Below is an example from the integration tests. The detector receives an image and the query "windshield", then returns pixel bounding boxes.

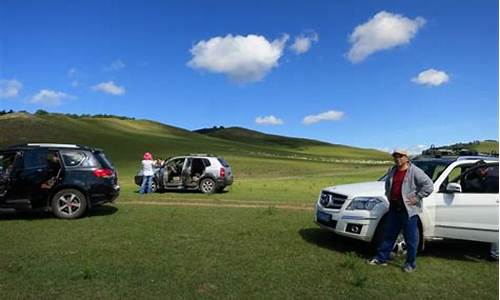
[378,160,453,182]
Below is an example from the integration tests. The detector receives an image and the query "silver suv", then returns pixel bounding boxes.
[135,154,233,193]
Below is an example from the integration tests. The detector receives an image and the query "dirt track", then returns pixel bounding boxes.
[120,201,314,211]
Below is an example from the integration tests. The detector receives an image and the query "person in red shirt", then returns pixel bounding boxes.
[368,149,433,272]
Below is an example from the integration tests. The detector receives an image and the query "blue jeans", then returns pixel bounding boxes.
[140,176,153,194]
[375,209,418,268]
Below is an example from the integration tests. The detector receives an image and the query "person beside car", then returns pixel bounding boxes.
[462,160,499,260]
[139,152,155,194]
[368,149,434,272]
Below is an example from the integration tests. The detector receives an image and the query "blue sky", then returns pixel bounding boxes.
[0,0,498,153]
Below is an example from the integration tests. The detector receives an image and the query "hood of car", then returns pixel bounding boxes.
[323,181,386,198]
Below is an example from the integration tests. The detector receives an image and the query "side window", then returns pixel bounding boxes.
[432,164,448,182]
[439,164,472,192]
[23,148,48,169]
[202,159,211,167]
[462,164,499,194]
[61,151,86,167]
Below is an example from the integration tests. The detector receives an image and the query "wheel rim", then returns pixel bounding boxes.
[393,233,407,256]
[201,180,214,192]
[392,230,419,256]
[151,181,157,192]
[57,193,82,217]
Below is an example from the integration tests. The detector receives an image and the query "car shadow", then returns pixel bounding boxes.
[299,227,373,258]
[0,204,118,221]
[299,227,495,262]
[420,239,493,262]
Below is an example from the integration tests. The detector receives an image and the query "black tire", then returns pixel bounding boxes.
[200,178,216,194]
[51,189,87,219]
[151,180,158,193]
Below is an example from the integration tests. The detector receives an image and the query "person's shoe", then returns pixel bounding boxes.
[403,264,416,273]
[367,258,387,266]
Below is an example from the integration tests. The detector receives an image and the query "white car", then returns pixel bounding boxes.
[314,155,499,251]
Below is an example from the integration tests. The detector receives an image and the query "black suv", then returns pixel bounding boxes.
[0,143,120,219]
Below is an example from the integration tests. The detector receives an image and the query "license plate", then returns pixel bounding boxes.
[317,211,331,222]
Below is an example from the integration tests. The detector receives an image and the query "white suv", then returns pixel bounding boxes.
[314,155,499,251]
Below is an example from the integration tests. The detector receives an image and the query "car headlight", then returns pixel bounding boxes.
[345,197,382,210]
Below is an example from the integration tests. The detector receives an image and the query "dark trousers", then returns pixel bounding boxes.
[375,208,418,268]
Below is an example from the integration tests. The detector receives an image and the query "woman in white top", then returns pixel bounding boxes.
[139,152,155,194]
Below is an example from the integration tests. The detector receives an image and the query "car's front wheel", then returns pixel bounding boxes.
[200,178,216,194]
[51,189,88,219]
[371,215,423,254]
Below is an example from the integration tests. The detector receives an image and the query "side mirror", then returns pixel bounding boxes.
[446,183,462,193]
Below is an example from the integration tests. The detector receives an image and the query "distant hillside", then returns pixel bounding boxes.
[194,126,330,148]
[426,140,499,155]
[194,126,390,160]
[0,112,391,174]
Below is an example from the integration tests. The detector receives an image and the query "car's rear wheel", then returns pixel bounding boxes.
[51,189,87,219]
[200,178,216,194]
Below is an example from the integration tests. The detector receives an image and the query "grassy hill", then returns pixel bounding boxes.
[194,126,389,161]
[429,140,499,155]
[0,113,391,170]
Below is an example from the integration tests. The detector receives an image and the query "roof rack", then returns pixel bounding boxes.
[188,153,216,157]
[456,156,499,161]
[6,143,92,150]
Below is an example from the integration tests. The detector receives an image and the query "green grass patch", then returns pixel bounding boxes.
[0,204,497,299]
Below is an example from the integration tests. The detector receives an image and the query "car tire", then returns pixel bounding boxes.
[151,180,158,193]
[51,189,88,219]
[200,178,216,194]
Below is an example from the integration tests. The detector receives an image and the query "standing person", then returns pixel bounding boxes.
[139,152,155,194]
[368,149,434,272]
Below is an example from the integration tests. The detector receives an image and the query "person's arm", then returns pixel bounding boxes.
[415,168,434,198]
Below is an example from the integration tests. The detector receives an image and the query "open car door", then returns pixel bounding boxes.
[6,148,49,206]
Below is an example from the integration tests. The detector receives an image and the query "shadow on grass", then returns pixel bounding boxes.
[299,227,373,258]
[421,239,493,262]
[299,227,495,262]
[0,204,118,221]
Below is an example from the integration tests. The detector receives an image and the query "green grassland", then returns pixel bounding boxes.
[0,205,497,299]
[0,113,497,299]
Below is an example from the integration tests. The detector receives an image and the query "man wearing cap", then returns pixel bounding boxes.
[368,149,434,272]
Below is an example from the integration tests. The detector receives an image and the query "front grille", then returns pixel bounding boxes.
[319,191,348,209]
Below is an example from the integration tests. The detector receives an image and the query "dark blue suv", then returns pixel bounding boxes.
[0,143,119,219]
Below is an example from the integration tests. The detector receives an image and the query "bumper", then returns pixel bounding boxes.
[89,184,120,206]
[314,204,380,242]
[217,176,233,187]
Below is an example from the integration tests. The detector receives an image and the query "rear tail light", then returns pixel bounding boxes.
[219,167,225,177]
[94,168,114,178]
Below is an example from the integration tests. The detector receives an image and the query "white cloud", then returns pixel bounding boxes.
[187,34,289,82]
[0,79,22,98]
[255,115,284,125]
[302,110,345,125]
[29,89,75,106]
[290,32,319,54]
[347,11,426,63]
[412,69,449,86]
[68,68,79,87]
[104,59,126,72]
[92,81,125,95]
